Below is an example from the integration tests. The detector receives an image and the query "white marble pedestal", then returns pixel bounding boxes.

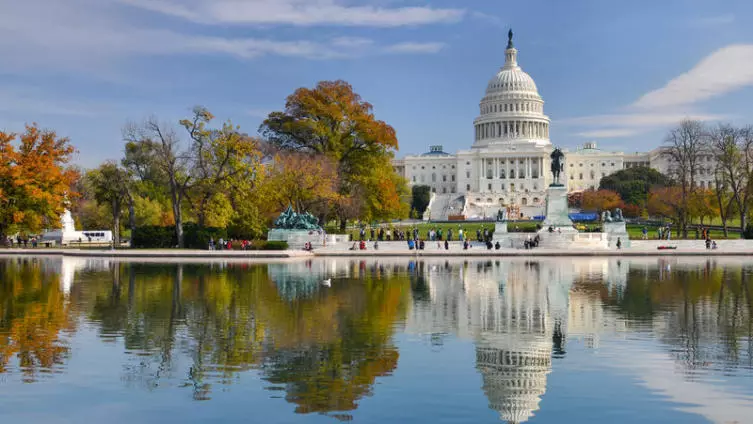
[603,221,630,248]
[541,185,574,230]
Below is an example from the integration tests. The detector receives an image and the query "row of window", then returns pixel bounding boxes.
[570,171,607,181]
[473,197,541,206]
[413,165,455,170]
[412,174,456,183]
[570,162,616,168]
[482,102,541,114]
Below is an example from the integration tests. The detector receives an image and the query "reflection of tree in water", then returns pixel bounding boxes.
[0,257,75,382]
[593,260,753,373]
[261,266,410,417]
[66,260,410,411]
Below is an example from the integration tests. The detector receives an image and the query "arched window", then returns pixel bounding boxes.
[504,104,508,112]
[579,173,583,180]
[500,169,506,179]
[533,197,540,204]
[522,198,528,206]
[442,175,447,182]
[432,173,436,182]
[510,169,516,179]
[590,171,595,179]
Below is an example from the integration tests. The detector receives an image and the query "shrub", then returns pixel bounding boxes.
[744,224,753,240]
[258,241,288,250]
[132,224,227,249]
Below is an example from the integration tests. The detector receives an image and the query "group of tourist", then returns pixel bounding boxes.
[208,237,254,251]
[4,236,40,248]
[358,225,491,243]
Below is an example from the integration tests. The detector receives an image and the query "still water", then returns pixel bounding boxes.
[1,256,752,423]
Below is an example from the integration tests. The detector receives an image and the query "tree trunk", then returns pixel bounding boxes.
[171,186,184,248]
[129,198,136,234]
[339,217,347,232]
[112,199,121,247]
[740,205,748,236]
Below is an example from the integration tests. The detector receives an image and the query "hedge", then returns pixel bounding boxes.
[132,223,228,249]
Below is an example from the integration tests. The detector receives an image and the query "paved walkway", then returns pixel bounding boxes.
[1,240,751,258]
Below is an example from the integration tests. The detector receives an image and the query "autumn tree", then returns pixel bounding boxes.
[88,162,132,246]
[180,107,264,228]
[706,123,753,233]
[260,152,339,218]
[260,80,408,229]
[648,187,684,223]
[123,118,191,247]
[0,125,79,241]
[581,189,623,213]
[662,120,707,237]
[688,189,718,225]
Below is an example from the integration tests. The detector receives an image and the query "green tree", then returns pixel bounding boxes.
[123,118,191,247]
[180,107,264,228]
[88,161,132,246]
[411,185,431,217]
[599,166,670,206]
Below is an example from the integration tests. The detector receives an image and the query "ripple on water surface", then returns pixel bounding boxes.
[0,256,752,423]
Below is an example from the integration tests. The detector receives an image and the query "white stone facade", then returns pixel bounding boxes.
[392,34,708,218]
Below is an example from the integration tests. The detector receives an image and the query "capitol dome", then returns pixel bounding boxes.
[485,56,539,97]
[473,30,550,148]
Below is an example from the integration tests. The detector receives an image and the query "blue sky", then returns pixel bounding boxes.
[2,0,753,167]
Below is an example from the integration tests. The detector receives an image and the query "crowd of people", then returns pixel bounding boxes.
[208,237,255,251]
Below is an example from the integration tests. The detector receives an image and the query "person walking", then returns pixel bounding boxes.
[616,237,622,250]
[641,227,648,240]
[447,228,453,241]
[444,239,449,250]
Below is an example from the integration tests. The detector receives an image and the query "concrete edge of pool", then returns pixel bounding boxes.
[2,248,753,258]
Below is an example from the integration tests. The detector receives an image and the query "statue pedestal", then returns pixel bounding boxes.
[268,229,324,249]
[494,221,508,235]
[603,221,630,248]
[541,185,574,230]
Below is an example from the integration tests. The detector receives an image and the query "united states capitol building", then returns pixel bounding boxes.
[392,32,714,219]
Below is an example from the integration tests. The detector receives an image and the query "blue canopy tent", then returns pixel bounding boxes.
[570,213,598,221]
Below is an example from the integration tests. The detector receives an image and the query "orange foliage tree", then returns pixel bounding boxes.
[581,189,623,212]
[0,124,79,241]
[261,152,340,218]
[648,187,684,222]
[261,80,408,229]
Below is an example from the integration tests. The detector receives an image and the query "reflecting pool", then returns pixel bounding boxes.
[1,256,752,423]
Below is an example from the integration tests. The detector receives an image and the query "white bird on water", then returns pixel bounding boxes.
[321,278,332,287]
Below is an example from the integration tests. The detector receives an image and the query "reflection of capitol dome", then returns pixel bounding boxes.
[477,346,551,423]
[469,263,554,423]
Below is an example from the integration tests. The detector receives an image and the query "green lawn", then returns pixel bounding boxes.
[626,224,741,240]
[339,221,743,241]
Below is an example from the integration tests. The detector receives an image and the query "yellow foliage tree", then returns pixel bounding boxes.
[0,125,79,240]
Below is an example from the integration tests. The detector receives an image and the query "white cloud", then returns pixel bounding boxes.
[561,112,726,140]
[560,112,724,127]
[576,129,639,138]
[383,42,445,54]
[0,0,449,74]
[632,45,753,110]
[117,0,465,27]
